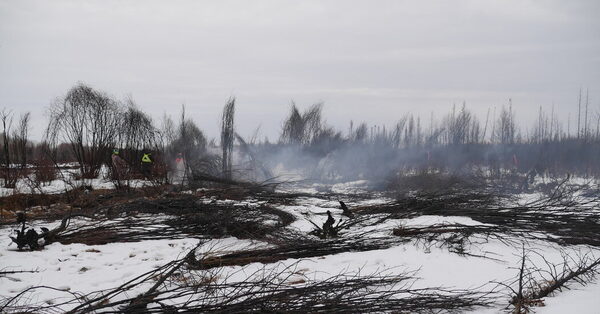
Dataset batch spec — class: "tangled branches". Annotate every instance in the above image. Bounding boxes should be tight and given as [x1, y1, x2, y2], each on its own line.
[360, 184, 600, 247]
[1, 243, 495, 313]
[500, 246, 600, 313]
[186, 235, 403, 270]
[392, 223, 521, 257]
[49, 195, 295, 245]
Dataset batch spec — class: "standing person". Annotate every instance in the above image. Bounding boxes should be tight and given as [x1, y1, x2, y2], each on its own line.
[111, 149, 128, 181]
[141, 151, 153, 179]
[175, 153, 183, 164]
[174, 152, 186, 184]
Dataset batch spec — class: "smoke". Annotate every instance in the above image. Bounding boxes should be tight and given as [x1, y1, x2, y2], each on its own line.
[231, 102, 600, 186]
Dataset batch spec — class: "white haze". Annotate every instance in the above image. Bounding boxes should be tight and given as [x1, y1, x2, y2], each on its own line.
[0, 0, 599, 140]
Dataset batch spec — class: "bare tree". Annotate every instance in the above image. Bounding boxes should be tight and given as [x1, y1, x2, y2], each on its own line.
[494, 102, 516, 145]
[577, 88, 582, 139]
[161, 106, 210, 183]
[0, 110, 16, 188]
[12, 112, 31, 169]
[481, 108, 490, 143]
[303, 103, 323, 144]
[392, 116, 408, 148]
[584, 89, 589, 141]
[351, 122, 369, 143]
[404, 115, 419, 148]
[178, 119, 207, 160]
[173, 106, 207, 162]
[281, 103, 304, 144]
[119, 102, 159, 169]
[280, 103, 324, 145]
[444, 104, 473, 145]
[221, 98, 235, 179]
[46, 83, 122, 179]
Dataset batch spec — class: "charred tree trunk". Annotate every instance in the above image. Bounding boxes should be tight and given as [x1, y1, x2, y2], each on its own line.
[221, 98, 235, 180]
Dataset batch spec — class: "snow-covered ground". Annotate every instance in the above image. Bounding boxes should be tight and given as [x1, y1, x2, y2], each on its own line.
[1, 178, 600, 313]
[0, 166, 155, 196]
[1, 239, 196, 303]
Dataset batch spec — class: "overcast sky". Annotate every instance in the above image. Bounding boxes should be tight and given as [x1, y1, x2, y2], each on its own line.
[1, 0, 599, 140]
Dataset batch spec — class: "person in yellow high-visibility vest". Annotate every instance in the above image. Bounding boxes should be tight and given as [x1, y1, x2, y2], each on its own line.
[140, 152, 153, 179]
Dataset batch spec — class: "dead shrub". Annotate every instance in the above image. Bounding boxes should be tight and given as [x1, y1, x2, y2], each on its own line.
[33, 160, 57, 185]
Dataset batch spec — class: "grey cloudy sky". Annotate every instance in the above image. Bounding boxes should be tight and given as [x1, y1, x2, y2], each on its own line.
[1, 0, 599, 140]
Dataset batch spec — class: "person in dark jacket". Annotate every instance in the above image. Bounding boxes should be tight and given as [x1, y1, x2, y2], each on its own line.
[111, 149, 128, 181]
[322, 210, 336, 238]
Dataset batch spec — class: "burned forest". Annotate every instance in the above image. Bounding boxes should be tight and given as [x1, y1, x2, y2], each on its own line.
[1, 1, 600, 312]
[1, 82, 600, 314]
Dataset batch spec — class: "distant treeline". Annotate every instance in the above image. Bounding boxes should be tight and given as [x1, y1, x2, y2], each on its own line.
[1, 83, 599, 187]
